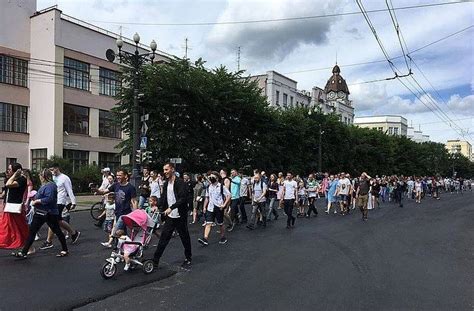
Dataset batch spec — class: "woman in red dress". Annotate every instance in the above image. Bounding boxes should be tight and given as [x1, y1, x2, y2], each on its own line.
[0, 163, 29, 249]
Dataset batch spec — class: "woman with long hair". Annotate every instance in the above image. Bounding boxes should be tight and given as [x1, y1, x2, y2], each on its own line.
[0, 163, 29, 249]
[12, 168, 68, 259]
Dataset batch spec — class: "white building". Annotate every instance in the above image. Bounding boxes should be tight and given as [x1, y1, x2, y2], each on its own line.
[354, 115, 408, 136]
[0, 0, 171, 173]
[251, 71, 311, 108]
[407, 127, 430, 143]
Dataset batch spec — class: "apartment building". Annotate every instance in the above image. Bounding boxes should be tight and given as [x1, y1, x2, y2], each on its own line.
[354, 115, 408, 136]
[446, 139, 472, 160]
[0, 0, 170, 173]
[251, 71, 311, 108]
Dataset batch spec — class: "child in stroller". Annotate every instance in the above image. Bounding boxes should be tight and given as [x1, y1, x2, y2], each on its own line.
[100, 209, 160, 279]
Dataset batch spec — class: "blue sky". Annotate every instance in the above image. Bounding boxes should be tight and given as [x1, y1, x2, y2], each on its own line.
[37, 0, 474, 144]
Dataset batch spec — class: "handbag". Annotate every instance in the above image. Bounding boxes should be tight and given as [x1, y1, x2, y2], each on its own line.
[4, 190, 23, 214]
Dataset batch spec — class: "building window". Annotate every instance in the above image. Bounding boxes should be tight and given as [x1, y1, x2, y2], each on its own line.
[394, 127, 399, 135]
[283, 93, 288, 107]
[0, 54, 28, 87]
[63, 58, 90, 91]
[99, 110, 121, 139]
[344, 117, 347, 124]
[99, 152, 121, 172]
[290, 96, 294, 107]
[388, 127, 393, 135]
[0, 102, 27, 133]
[63, 149, 89, 173]
[31, 148, 47, 172]
[378, 127, 383, 131]
[99, 68, 120, 97]
[275, 90, 280, 105]
[64, 103, 89, 135]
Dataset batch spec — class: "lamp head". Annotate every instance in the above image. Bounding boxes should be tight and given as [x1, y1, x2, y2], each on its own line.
[116, 38, 123, 49]
[150, 40, 157, 52]
[133, 32, 140, 44]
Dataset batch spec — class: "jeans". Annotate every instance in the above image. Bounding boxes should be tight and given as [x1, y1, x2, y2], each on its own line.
[284, 199, 295, 227]
[22, 213, 68, 253]
[230, 199, 240, 223]
[139, 196, 148, 208]
[154, 216, 192, 262]
[249, 201, 267, 227]
[266, 197, 279, 220]
[238, 197, 248, 223]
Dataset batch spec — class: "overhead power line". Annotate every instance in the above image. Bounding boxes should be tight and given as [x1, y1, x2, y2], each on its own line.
[85, 1, 468, 26]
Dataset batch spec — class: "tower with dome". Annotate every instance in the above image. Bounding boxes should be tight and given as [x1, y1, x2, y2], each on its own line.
[311, 64, 355, 124]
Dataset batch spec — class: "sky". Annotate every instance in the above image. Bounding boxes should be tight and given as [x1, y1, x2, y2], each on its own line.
[37, 0, 474, 144]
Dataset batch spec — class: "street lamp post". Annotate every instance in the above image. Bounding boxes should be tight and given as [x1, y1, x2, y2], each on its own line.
[308, 107, 325, 172]
[112, 33, 157, 187]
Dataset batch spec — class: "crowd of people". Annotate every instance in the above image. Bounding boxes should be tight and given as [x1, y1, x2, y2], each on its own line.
[1, 161, 472, 269]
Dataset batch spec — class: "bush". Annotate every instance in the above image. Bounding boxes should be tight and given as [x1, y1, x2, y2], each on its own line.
[71, 165, 102, 193]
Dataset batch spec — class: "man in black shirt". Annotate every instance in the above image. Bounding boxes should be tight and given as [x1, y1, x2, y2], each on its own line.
[153, 163, 192, 269]
[356, 172, 371, 221]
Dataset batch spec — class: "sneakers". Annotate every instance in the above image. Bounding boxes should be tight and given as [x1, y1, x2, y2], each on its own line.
[198, 237, 209, 246]
[227, 222, 235, 232]
[124, 263, 130, 271]
[39, 241, 53, 250]
[101, 242, 112, 248]
[71, 231, 81, 244]
[219, 237, 228, 244]
[181, 259, 192, 269]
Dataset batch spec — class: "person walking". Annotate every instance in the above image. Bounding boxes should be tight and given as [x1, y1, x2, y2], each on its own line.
[356, 172, 371, 221]
[266, 174, 279, 221]
[198, 171, 231, 246]
[153, 163, 192, 268]
[282, 172, 298, 229]
[325, 175, 338, 214]
[0, 163, 29, 249]
[247, 172, 268, 230]
[238, 173, 249, 224]
[138, 167, 151, 209]
[306, 174, 319, 218]
[191, 175, 204, 224]
[12, 169, 68, 258]
[228, 169, 241, 231]
[40, 163, 80, 250]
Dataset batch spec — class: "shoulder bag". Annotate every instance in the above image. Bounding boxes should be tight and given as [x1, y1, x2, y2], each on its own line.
[4, 190, 23, 214]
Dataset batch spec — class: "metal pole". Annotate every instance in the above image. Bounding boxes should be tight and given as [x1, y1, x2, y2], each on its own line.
[131, 50, 141, 187]
[318, 124, 322, 172]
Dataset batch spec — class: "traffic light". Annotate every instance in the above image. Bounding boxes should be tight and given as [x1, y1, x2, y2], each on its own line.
[135, 150, 142, 163]
[143, 151, 153, 163]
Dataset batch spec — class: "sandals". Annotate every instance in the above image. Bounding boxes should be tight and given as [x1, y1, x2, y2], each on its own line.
[11, 251, 27, 259]
[56, 251, 69, 257]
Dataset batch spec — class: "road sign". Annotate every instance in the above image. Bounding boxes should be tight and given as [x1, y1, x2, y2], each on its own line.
[140, 114, 149, 122]
[170, 157, 182, 164]
[140, 136, 148, 149]
[141, 122, 148, 135]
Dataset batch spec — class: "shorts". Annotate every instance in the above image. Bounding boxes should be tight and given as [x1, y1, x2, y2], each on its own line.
[338, 194, 349, 203]
[357, 194, 369, 209]
[57, 204, 66, 221]
[103, 219, 114, 233]
[205, 208, 224, 226]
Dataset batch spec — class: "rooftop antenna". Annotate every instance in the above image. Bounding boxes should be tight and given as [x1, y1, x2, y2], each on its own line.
[182, 37, 192, 59]
[237, 46, 241, 71]
[335, 51, 338, 65]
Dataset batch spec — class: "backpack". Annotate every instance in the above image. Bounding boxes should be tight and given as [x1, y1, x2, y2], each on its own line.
[253, 180, 267, 198]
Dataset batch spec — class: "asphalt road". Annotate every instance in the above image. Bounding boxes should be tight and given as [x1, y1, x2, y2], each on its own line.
[1, 192, 473, 311]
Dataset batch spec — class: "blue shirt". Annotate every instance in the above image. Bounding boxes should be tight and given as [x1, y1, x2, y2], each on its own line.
[35, 182, 58, 215]
[231, 176, 241, 200]
[108, 182, 137, 217]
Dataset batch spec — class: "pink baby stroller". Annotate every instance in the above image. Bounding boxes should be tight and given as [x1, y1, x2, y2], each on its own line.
[100, 209, 160, 279]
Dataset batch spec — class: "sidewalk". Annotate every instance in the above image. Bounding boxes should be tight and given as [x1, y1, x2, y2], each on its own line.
[75, 195, 101, 211]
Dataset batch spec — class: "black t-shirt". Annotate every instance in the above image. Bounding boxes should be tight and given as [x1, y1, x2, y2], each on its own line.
[108, 182, 137, 217]
[7, 176, 27, 204]
[358, 180, 370, 195]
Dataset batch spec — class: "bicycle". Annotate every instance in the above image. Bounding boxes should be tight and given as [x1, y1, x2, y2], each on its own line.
[89, 183, 106, 221]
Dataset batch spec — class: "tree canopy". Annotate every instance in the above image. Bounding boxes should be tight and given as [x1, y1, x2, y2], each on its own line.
[112, 58, 474, 177]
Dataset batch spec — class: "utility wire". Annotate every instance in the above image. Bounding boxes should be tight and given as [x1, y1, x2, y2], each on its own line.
[86, 1, 469, 26]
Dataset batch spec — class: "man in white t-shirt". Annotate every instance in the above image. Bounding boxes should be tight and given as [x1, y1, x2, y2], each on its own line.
[335, 172, 352, 215]
[198, 171, 231, 246]
[281, 172, 298, 229]
[247, 173, 268, 230]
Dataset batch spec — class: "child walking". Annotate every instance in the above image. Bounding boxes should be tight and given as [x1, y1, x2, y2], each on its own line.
[100, 193, 116, 248]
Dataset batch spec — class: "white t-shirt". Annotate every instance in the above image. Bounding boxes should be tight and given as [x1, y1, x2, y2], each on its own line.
[252, 180, 267, 203]
[167, 181, 179, 218]
[337, 178, 351, 195]
[240, 177, 249, 197]
[53, 173, 76, 205]
[206, 183, 231, 212]
[150, 179, 161, 198]
[283, 180, 298, 200]
[104, 203, 115, 220]
[415, 182, 422, 192]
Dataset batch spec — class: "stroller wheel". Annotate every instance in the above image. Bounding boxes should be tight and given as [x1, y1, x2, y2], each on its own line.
[100, 261, 117, 279]
[142, 259, 154, 274]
